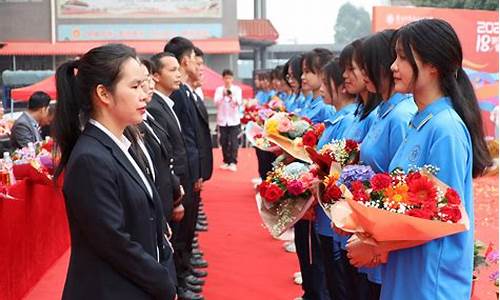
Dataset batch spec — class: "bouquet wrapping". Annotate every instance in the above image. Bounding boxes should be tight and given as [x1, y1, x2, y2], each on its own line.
[320, 165, 470, 263]
[257, 161, 319, 238]
[264, 112, 324, 163]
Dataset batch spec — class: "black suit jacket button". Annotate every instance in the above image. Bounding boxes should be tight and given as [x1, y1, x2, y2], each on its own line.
[149, 217, 154, 221]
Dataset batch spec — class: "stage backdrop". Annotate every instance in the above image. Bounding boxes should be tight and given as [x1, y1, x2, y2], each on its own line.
[373, 6, 499, 137]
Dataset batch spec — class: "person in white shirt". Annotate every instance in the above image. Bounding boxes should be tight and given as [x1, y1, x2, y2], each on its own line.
[213, 69, 242, 171]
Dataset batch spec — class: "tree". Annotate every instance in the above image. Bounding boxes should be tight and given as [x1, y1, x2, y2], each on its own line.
[334, 3, 372, 47]
[410, 0, 498, 11]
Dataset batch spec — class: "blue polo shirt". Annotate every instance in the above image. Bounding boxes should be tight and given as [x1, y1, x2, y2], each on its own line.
[303, 96, 336, 124]
[360, 93, 417, 173]
[296, 93, 313, 115]
[256, 89, 276, 105]
[284, 93, 297, 112]
[358, 93, 416, 284]
[343, 103, 379, 143]
[314, 103, 358, 237]
[381, 97, 474, 300]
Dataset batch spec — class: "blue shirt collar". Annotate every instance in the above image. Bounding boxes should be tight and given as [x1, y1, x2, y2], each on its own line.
[410, 96, 452, 131]
[378, 93, 412, 119]
[309, 95, 324, 108]
[326, 103, 356, 125]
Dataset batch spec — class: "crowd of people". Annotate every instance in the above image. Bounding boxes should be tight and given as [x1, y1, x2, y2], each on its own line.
[249, 18, 491, 300]
[24, 16, 491, 300]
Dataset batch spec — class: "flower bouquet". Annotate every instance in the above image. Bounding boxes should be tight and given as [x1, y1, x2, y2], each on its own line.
[265, 95, 286, 112]
[264, 112, 324, 163]
[324, 165, 470, 265]
[306, 139, 360, 177]
[240, 101, 260, 125]
[256, 161, 319, 238]
[244, 121, 280, 152]
[11, 139, 57, 185]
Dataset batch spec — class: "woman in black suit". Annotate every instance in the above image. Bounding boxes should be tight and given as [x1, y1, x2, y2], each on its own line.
[54, 44, 177, 300]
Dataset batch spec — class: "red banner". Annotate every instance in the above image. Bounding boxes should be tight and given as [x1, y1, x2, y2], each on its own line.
[373, 6, 499, 73]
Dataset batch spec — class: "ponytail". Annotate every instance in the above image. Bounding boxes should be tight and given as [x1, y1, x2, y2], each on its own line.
[53, 43, 138, 180]
[54, 60, 83, 180]
[396, 19, 492, 178]
[443, 68, 492, 177]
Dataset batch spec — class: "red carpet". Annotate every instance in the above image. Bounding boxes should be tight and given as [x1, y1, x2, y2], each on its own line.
[23, 148, 302, 300]
[22, 149, 499, 299]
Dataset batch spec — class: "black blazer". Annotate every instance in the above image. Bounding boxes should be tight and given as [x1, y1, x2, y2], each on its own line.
[187, 90, 213, 181]
[171, 84, 201, 182]
[62, 124, 176, 300]
[139, 116, 181, 222]
[147, 93, 189, 180]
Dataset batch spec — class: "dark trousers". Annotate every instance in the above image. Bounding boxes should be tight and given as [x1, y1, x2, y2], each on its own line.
[219, 125, 240, 164]
[255, 148, 277, 180]
[294, 220, 330, 300]
[170, 176, 200, 287]
[356, 272, 381, 300]
[318, 235, 337, 300]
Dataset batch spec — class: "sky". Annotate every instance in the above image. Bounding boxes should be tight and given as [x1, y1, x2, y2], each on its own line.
[237, 0, 391, 44]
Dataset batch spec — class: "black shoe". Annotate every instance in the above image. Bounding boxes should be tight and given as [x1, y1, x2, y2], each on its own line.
[197, 220, 208, 226]
[192, 241, 200, 248]
[192, 248, 204, 256]
[190, 257, 208, 268]
[193, 237, 199, 243]
[191, 268, 208, 278]
[185, 281, 203, 293]
[197, 214, 207, 221]
[195, 224, 208, 232]
[192, 253, 203, 259]
[178, 287, 204, 300]
[186, 274, 205, 286]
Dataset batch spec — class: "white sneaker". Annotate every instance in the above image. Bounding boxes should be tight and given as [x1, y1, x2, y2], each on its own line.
[228, 163, 237, 172]
[284, 242, 296, 253]
[220, 163, 229, 170]
[293, 273, 303, 285]
[293, 271, 301, 279]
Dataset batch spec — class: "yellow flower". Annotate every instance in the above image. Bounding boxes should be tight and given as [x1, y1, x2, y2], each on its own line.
[265, 119, 280, 135]
[323, 172, 340, 186]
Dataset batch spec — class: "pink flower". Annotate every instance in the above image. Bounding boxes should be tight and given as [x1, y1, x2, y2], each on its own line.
[278, 117, 293, 133]
[299, 172, 315, 188]
[287, 179, 305, 196]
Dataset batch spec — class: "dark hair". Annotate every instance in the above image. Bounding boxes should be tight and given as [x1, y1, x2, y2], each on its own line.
[321, 58, 346, 100]
[28, 91, 51, 110]
[339, 38, 380, 120]
[257, 71, 271, 81]
[283, 55, 303, 91]
[54, 43, 137, 179]
[271, 65, 284, 81]
[395, 18, 491, 177]
[362, 29, 396, 97]
[150, 52, 176, 74]
[222, 69, 234, 77]
[194, 46, 204, 57]
[140, 58, 154, 74]
[303, 48, 334, 74]
[163, 36, 195, 64]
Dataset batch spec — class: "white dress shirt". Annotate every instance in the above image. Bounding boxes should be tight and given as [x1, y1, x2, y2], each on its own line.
[213, 84, 243, 126]
[154, 90, 182, 131]
[88, 119, 153, 198]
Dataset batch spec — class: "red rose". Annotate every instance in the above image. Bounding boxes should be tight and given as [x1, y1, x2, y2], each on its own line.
[406, 171, 422, 185]
[323, 184, 342, 203]
[254, 133, 263, 139]
[407, 176, 437, 206]
[264, 183, 285, 203]
[353, 190, 370, 202]
[302, 130, 318, 147]
[406, 208, 435, 220]
[351, 180, 365, 193]
[445, 188, 461, 205]
[345, 139, 359, 153]
[302, 117, 313, 124]
[258, 181, 270, 196]
[370, 173, 392, 191]
[440, 205, 462, 223]
[314, 123, 325, 137]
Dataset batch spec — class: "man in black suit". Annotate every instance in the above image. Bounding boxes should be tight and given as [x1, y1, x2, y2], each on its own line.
[164, 37, 207, 299]
[11, 91, 51, 148]
[148, 52, 204, 300]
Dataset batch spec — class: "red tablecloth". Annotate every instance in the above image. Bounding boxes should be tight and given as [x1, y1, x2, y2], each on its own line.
[0, 180, 69, 300]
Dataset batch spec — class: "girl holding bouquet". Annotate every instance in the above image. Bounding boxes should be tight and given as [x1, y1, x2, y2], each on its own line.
[381, 19, 492, 299]
[301, 49, 337, 124]
[353, 29, 418, 298]
[341, 38, 381, 143]
[315, 59, 358, 299]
